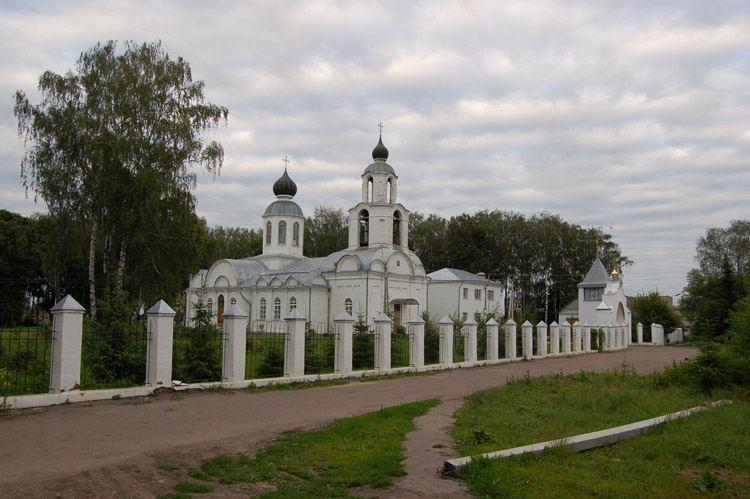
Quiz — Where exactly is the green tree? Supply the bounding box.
[0,210,47,325]
[14,40,228,318]
[304,206,348,257]
[630,291,681,335]
[696,219,750,277]
[408,212,448,272]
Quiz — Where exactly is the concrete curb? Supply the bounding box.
[443,399,732,472]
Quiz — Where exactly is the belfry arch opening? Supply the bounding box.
[359,209,369,247]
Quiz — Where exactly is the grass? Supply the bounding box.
[246,378,349,393]
[453,368,750,497]
[193,399,438,496]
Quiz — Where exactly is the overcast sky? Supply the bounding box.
[2,0,748,299]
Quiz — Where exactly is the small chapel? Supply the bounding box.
[186,135,427,327]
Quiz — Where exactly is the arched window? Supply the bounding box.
[274,297,281,320]
[217,295,225,325]
[259,298,266,320]
[293,222,300,247]
[278,220,287,244]
[393,211,401,245]
[359,210,369,247]
[386,179,392,204]
[367,177,373,202]
[266,221,272,245]
[345,298,353,316]
[289,296,297,311]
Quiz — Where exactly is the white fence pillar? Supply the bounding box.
[637,322,643,343]
[652,323,664,345]
[464,318,478,363]
[486,319,499,360]
[536,321,547,357]
[439,316,454,365]
[504,319,517,359]
[408,316,425,368]
[676,327,683,343]
[572,322,581,352]
[222,304,248,384]
[285,309,306,377]
[146,300,175,388]
[50,295,85,394]
[522,320,533,358]
[549,321,559,354]
[561,322,571,353]
[374,313,392,371]
[334,312,354,375]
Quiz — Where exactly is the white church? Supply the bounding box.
[187,136,431,328]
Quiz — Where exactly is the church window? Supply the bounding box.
[207,298,213,315]
[584,287,603,301]
[217,295,225,324]
[386,179,392,203]
[367,177,373,202]
[345,298,353,316]
[463,288,468,299]
[266,222,272,245]
[359,210,369,247]
[289,296,297,311]
[474,289,481,300]
[392,211,401,245]
[274,298,281,319]
[293,222,300,247]
[278,221,287,244]
[259,298,266,320]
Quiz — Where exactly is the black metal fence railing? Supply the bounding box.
[391,328,410,368]
[353,329,374,371]
[80,323,148,390]
[305,323,334,375]
[425,328,440,365]
[0,324,52,396]
[246,322,287,379]
[172,325,224,384]
[453,328,465,363]
[477,329,487,361]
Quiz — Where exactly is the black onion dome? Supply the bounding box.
[272,170,297,198]
[372,136,389,162]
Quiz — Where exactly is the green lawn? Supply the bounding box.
[453,369,750,498]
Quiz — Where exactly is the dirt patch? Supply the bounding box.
[678,469,750,486]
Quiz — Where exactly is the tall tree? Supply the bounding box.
[408,212,448,273]
[696,219,750,277]
[304,206,348,258]
[15,40,228,317]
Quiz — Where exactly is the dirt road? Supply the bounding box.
[0,346,696,497]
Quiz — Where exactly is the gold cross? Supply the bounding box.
[282,155,290,171]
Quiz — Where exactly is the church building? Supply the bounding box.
[186,136,427,328]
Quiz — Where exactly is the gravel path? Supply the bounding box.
[0,346,696,497]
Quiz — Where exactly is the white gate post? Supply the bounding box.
[561,322,571,353]
[652,323,664,345]
[583,323,591,351]
[374,313,392,371]
[408,316,425,368]
[549,321,560,354]
[50,295,85,393]
[284,309,306,378]
[439,316,454,365]
[572,322,581,352]
[504,319,517,359]
[521,320,533,358]
[464,318,478,363]
[637,322,643,343]
[486,319,499,360]
[536,321,548,357]
[222,304,248,385]
[146,300,176,388]
[334,312,354,375]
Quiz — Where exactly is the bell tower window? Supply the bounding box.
[278,221,287,244]
[292,222,300,247]
[359,210,369,247]
[266,221,272,245]
[393,211,401,245]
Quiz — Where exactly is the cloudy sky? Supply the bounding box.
[2,0,748,298]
